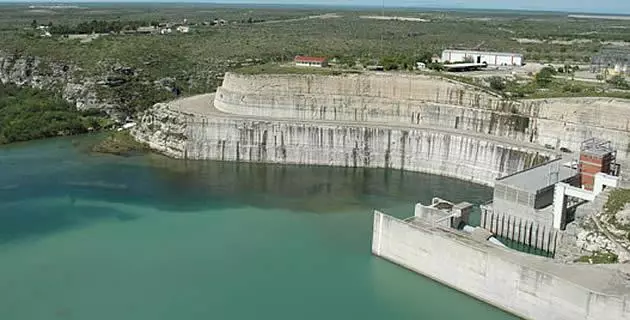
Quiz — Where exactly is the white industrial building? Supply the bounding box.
[441,49,524,66]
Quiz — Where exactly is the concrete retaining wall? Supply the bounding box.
[372,211,630,320]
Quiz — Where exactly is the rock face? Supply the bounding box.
[213,72,630,176]
[132,92,553,186]
[133,72,630,186]
[132,102,188,157]
[0,52,106,112]
[215,72,528,139]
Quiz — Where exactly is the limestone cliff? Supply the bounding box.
[213,72,630,173]
[132,102,189,157]
[132,93,553,186]
[0,52,105,112]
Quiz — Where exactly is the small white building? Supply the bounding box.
[441,49,523,66]
[176,26,189,33]
[416,62,426,70]
[294,56,328,68]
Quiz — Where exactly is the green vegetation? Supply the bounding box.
[98,75,175,117]
[47,19,148,35]
[0,83,106,144]
[607,75,630,90]
[235,64,361,76]
[488,76,507,91]
[534,67,557,87]
[3,5,630,80]
[575,251,619,264]
[481,72,630,100]
[92,130,149,156]
[604,188,630,216]
[601,188,630,233]
[0,4,628,125]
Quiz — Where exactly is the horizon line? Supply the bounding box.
[2,1,629,16]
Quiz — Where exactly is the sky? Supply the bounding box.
[7,0,630,15]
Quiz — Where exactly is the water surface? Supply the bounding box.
[0,136,519,320]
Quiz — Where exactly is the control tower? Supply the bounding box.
[579,138,620,190]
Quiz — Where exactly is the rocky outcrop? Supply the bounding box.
[0,52,106,112]
[132,102,189,157]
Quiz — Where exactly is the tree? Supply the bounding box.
[417,51,435,64]
[31,19,38,29]
[535,67,556,87]
[607,75,630,90]
[380,56,399,71]
[337,56,356,68]
[427,62,444,71]
[488,76,507,91]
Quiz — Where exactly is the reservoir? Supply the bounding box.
[0,136,519,320]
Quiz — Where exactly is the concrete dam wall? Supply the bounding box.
[372,211,630,320]
[133,99,549,186]
[214,72,630,173]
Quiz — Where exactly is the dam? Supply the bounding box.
[132,71,630,319]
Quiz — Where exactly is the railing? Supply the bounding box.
[480,207,558,257]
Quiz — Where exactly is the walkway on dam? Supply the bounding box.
[408,217,630,296]
[165,93,566,158]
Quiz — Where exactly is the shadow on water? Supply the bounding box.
[495,235,555,258]
[0,202,140,245]
[0,136,492,244]
[142,155,493,214]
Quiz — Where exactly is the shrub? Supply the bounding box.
[575,251,619,264]
[488,76,507,91]
[0,83,105,144]
[535,67,557,87]
[607,75,630,90]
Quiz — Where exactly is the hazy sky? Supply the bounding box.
[9,0,630,14]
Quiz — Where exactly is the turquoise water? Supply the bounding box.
[0,136,519,320]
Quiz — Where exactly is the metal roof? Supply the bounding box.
[443,49,523,57]
[294,56,327,63]
[496,159,578,193]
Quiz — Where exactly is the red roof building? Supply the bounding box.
[294,55,328,67]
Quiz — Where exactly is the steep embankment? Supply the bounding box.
[214,72,531,140]
[132,72,630,185]
[0,53,102,111]
[133,93,552,186]
[213,72,630,172]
